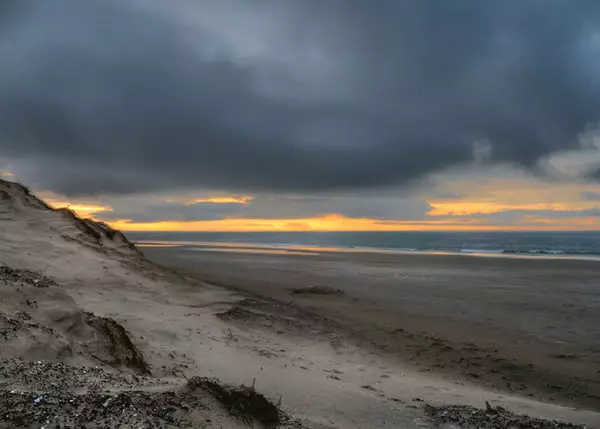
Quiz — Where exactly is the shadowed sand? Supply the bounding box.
[141,243,600,412]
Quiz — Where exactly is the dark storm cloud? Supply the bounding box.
[1,0,600,196]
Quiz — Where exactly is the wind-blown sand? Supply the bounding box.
[0,179,599,428]
[141,243,600,427]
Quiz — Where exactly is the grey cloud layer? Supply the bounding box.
[1,0,600,196]
[97,201,247,223]
[92,194,600,226]
[94,194,432,223]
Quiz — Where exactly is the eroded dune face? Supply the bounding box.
[0,267,149,373]
[0,179,308,429]
[0,180,294,428]
[0,180,150,372]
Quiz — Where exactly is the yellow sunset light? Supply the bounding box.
[105,212,600,232]
[191,196,253,205]
[46,201,112,219]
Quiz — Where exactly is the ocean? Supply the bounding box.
[125,231,600,259]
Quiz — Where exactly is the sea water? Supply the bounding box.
[125,231,600,259]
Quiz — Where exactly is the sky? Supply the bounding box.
[2,0,600,231]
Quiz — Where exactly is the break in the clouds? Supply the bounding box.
[1,0,600,196]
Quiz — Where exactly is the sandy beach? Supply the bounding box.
[142,243,600,412]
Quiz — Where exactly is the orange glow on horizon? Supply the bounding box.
[426,177,600,218]
[106,213,600,232]
[427,201,575,216]
[36,176,600,233]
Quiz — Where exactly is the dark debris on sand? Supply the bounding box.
[0,387,206,428]
[0,359,307,428]
[426,402,589,429]
[190,377,281,427]
[0,359,160,395]
[290,286,344,295]
[0,360,181,428]
[0,265,58,288]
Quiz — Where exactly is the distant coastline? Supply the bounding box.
[127,230,600,262]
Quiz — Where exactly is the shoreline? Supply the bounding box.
[134,239,600,262]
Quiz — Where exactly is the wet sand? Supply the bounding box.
[142,244,600,410]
